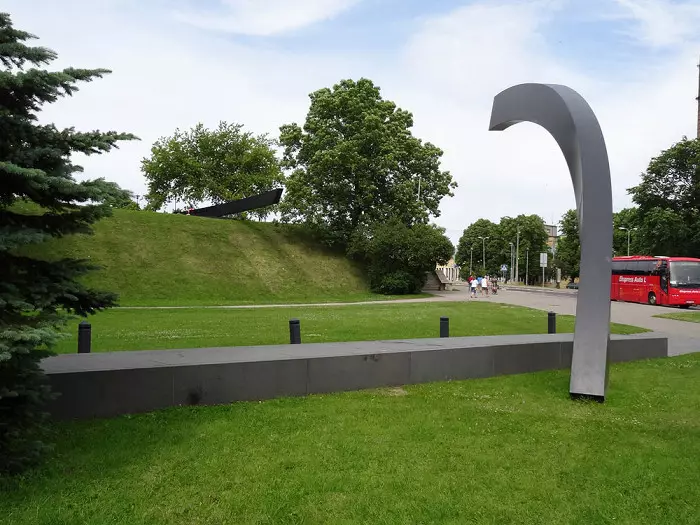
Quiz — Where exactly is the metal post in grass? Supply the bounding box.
[78,321,92,353]
[440,316,449,338]
[289,318,301,344]
[548,311,556,334]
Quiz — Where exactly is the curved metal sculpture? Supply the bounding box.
[489,83,613,401]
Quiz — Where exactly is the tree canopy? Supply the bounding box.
[279,78,456,247]
[456,215,548,281]
[554,209,580,280]
[348,220,454,294]
[0,12,136,473]
[142,121,283,219]
[628,137,700,256]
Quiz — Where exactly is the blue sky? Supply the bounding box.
[5,0,700,243]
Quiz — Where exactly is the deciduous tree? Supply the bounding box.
[555,209,580,280]
[348,220,453,294]
[628,137,700,256]
[0,13,136,474]
[279,78,456,247]
[142,122,283,219]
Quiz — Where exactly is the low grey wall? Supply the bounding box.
[42,333,667,420]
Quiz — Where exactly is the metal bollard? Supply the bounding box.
[78,321,92,353]
[548,311,556,334]
[289,318,301,344]
[440,316,449,338]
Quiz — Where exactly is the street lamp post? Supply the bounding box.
[618,227,637,256]
[515,227,520,283]
[478,236,489,273]
[525,248,529,286]
[469,247,473,276]
[509,242,514,282]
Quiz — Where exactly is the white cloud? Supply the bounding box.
[612,0,700,48]
[174,0,363,35]
[2,0,699,245]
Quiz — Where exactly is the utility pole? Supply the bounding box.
[515,227,520,283]
[469,247,473,276]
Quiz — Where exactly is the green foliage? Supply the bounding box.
[279,78,456,247]
[628,137,700,256]
[142,122,283,219]
[555,209,580,280]
[612,207,641,256]
[0,12,136,474]
[349,220,453,294]
[455,218,498,275]
[456,215,548,280]
[99,180,140,210]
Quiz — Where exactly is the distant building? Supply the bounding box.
[544,224,558,253]
[436,257,460,282]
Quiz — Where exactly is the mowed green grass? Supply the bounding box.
[52,301,645,354]
[24,209,406,306]
[654,311,700,323]
[2,354,699,524]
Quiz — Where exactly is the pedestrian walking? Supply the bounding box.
[483,275,490,296]
[470,277,478,298]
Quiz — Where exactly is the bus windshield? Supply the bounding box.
[669,261,700,288]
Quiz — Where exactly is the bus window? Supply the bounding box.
[670,261,700,288]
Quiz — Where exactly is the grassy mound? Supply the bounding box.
[27,209,386,306]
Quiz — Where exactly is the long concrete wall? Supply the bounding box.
[42,333,667,420]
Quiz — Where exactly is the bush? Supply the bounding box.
[349,220,454,294]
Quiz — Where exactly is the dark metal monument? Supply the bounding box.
[184,188,283,218]
[489,83,613,401]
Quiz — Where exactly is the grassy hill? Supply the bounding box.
[27,209,387,306]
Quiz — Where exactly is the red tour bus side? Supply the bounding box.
[611,256,700,307]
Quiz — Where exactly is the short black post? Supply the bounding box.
[289,318,301,344]
[547,311,556,334]
[78,321,92,353]
[440,316,449,338]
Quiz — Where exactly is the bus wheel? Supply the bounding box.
[680,304,691,309]
[648,292,657,305]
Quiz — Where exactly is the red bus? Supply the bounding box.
[611,256,700,307]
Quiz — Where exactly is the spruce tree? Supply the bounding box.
[0,13,137,474]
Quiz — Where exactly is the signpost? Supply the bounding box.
[540,252,548,287]
[500,264,508,282]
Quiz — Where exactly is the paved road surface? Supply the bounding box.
[455,286,699,356]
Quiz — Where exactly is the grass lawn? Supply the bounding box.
[53,301,646,354]
[24,208,406,306]
[2,354,699,524]
[654,311,700,323]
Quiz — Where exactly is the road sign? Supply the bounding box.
[539,252,548,268]
[500,264,508,272]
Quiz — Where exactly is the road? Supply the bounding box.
[447,286,699,356]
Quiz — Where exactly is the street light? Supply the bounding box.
[618,227,638,256]
[509,242,514,282]
[469,246,473,276]
[478,236,489,272]
[525,248,529,286]
[515,227,520,283]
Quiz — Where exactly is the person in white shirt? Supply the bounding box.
[482,275,489,295]
[470,277,478,298]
